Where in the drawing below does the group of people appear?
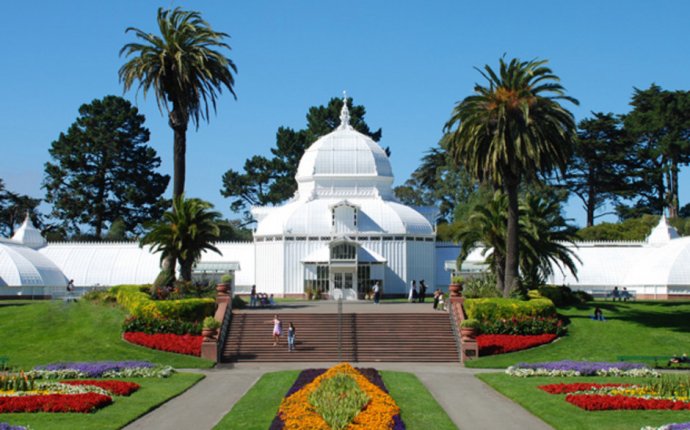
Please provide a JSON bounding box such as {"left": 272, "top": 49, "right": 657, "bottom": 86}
{"left": 407, "top": 280, "right": 428, "bottom": 303}
{"left": 271, "top": 314, "right": 296, "bottom": 351}
{"left": 611, "top": 286, "right": 633, "bottom": 301}
{"left": 249, "top": 285, "right": 276, "bottom": 308}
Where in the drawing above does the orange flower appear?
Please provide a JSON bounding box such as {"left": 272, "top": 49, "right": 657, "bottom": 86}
{"left": 278, "top": 363, "right": 400, "bottom": 430}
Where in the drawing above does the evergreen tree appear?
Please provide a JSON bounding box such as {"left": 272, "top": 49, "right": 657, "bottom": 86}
{"left": 0, "top": 179, "right": 41, "bottom": 237}
{"left": 43, "top": 96, "right": 169, "bottom": 237}
{"left": 221, "top": 97, "right": 382, "bottom": 223}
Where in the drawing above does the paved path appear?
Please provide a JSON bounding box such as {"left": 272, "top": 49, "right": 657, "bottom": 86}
{"left": 123, "top": 362, "right": 552, "bottom": 430}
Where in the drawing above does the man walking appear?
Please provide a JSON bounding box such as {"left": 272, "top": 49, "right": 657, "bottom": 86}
{"left": 419, "top": 280, "right": 427, "bottom": 303}
{"left": 373, "top": 281, "right": 381, "bottom": 304}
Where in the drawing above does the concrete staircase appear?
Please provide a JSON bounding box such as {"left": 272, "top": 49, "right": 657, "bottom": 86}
{"left": 221, "top": 312, "right": 459, "bottom": 362}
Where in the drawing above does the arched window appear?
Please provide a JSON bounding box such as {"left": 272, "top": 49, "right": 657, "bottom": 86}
{"left": 331, "top": 243, "right": 356, "bottom": 260}
{"left": 332, "top": 204, "right": 357, "bottom": 233}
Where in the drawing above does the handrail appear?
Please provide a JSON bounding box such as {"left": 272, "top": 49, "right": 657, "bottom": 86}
{"left": 216, "top": 294, "right": 234, "bottom": 363}
{"left": 448, "top": 301, "right": 463, "bottom": 363}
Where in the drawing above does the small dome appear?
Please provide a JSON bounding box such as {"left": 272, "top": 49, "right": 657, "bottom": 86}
{"left": 647, "top": 215, "right": 680, "bottom": 247}
{"left": 11, "top": 214, "right": 47, "bottom": 250}
{"left": 0, "top": 239, "right": 68, "bottom": 287}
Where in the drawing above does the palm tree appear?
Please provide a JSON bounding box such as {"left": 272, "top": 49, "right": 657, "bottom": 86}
{"left": 140, "top": 196, "right": 222, "bottom": 281}
{"left": 454, "top": 190, "right": 580, "bottom": 294}
{"left": 119, "top": 7, "right": 237, "bottom": 200}
{"left": 445, "top": 57, "right": 578, "bottom": 296}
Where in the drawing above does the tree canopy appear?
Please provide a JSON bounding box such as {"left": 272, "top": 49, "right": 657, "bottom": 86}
{"left": 221, "top": 97, "right": 382, "bottom": 224}
{"left": 0, "top": 179, "right": 41, "bottom": 237}
{"left": 43, "top": 96, "right": 169, "bottom": 238}
{"left": 119, "top": 7, "right": 237, "bottom": 200}
{"left": 445, "top": 57, "right": 578, "bottom": 296}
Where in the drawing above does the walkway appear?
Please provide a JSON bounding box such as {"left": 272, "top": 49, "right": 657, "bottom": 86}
{"left": 123, "top": 362, "right": 552, "bottom": 430}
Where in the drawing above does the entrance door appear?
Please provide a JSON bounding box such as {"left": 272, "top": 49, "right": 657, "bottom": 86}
{"left": 330, "top": 268, "right": 357, "bottom": 300}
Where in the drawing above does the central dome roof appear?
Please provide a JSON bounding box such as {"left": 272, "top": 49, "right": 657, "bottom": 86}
{"left": 294, "top": 98, "right": 393, "bottom": 198}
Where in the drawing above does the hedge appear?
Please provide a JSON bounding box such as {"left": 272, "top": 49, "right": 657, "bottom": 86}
{"left": 112, "top": 285, "right": 215, "bottom": 321}
{"left": 464, "top": 298, "right": 556, "bottom": 321}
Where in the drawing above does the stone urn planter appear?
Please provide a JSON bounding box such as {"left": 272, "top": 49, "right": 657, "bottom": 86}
{"left": 202, "top": 316, "right": 221, "bottom": 341}
{"left": 216, "top": 274, "right": 232, "bottom": 296}
{"left": 459, "top": 319, "right": 479, "bottom": 341}
{"left": 449, "top": 276, "right": 464, "bottom": 297}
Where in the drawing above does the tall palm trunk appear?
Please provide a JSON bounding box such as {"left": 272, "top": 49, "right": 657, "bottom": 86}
{"left": 170, "top": 108, "right": 188, "bottom": 200}
{"left": 504, "top": 177, "right": 520, "bottom": 297}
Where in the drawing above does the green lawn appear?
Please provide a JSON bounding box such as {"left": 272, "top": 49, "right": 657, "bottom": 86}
{"left": 467, "top": 300, "right": 690, "bottom": 368}
{"left": 478, "top": 372, "right": 690, "bottom": 430}
{"left": 214, "top": 370, "right": 455, "bottom": 430}
{"left": 0, "top": 300, "right": 213, "bottom": 369}
{"left": 0, "top": 373, "right": 204, "bottom": 430}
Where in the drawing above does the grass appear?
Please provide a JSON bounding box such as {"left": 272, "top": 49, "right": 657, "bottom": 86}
{"left": 380, "top": 371, "right": 456, "bottom": 430}
{"left": 466, "top": 300, "right": 690, "bottom": 368}
{"left": 214, "top": 370, "right": 299, "bottom": 430}
{"left": 477, "top": 372, "right": 690, "bottom": 430}
{"left": 214, "top": 370, "right": 455, "bottom": 430}
{"left": 0, "top": 300, "right": 214, "bottom": 369}
{"left": 0, "top": 372, "right": 204, "bottom": 430}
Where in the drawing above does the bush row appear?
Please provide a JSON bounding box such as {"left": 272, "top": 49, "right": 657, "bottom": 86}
{"left": 534, "top": 286, "right": 592, "bottom": 307}
{"left": 113, "top": 285, "right": 215, "bottom": 321}
{"left": 478, "top": 316, "right": 567, "bottom": 336}
{"left": 122, "top": 316, "right": 202, "bottom": 335}
{"left": 464, "top": 298, "right": 556, "bottom": 321}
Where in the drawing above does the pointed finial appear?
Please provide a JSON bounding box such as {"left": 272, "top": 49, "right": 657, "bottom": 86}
{"left": 339, "top": 90, "right": 351, "bottom": 130}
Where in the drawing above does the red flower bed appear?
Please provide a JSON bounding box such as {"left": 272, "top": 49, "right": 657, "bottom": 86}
{"left": 538, "top": 383, "right": 630, "bottom": 394}
{"left": 63, "top": 380, "right": 141, "bottom": 396}
{"left": 477, "top": 334, "right": 557, "bottom": 355}
{"left": 124, "top": 332, "right": 202, "bottom": 356}
{"left": 0, "top": 393, "right": 112, "bottom": 413}
{"left": 566, "top": 394, "right": 690, "bottom": 411}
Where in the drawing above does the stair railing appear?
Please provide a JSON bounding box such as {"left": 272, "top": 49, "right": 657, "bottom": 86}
{"left": 337, "top": 297, "right": 343, "bottom": 362}
{"left": 448, "top": 303, "right": 463, "bottom": 363}
{"left": 216, "top": 293, "right": 234, "bottom": 363}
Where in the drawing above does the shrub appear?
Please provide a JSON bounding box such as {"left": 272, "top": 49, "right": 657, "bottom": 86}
{"left": 463, "top": 274, "right": 501, "bottom": 298}
{"left": 202, "top": 316, "right": 220, "bottom": 330}
{"left": 122, "top": 316, "right": 202, "bottom": 335}
{"left": 478, "top": 316, "right": 567, "bottom": 336}
{"left": 114, "top": 284, "right": 215, "bottom": 321}
{"left": 220, "top": 274, "right": 233, "bottom": 284}
{"left": 538, "top": 285, "right": 590, "bottom": 307}
{"left": 451, "top": 275, "right": 463, "bottom": 284}
{"left": 232, "top": 295, "right": 247, "bottom": 309}
{"left": 464, "top": 298, "right": 556, "bottom": 320}
{"left": 81, "top": 290, "right": 117, "bottom": 304}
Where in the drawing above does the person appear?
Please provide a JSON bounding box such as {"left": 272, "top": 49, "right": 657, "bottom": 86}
{"left": 668, "top": 353, "right": 688, "bottom": 367}
{"left": 287, "top": 322, "right": 296, "bottom": 352}
{"left": 621, "top": 287, "right": 631, "bottom": 302}
{"left": 373, "top": 282, "right": 381, "bottom": 304}
{"left": 66, "top": 279, "right": 75, "bottom": 292}
{"left": 408, "top": 280, "right": 417, "bottom": 302}
{"left": 419, "top": 280, "right": 427, "bottom": 303}
{"left": 271, "top": 314, "right": 282, "bottom": 346}
{"left": 592, "top": 306, "right": 605, "bottom": 321}
{"left": 269, "top": 294, "right": 276, "bottom": 307}
{"left": 437, "top": 292, "right": 445, "bottom": 311}
{"left": 250, "top": 285, "right": 257, "bottom": 308}
{"left": 611, "top": 286, "right": 620, "bottom": 301}
{"left": 433, "top": 288, "right": 440, "bottom": 310}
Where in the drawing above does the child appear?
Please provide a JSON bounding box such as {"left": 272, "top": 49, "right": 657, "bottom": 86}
{"left": 437, "top": 293, "right": 445, "bottom": 311}
{"left": 288, "top": 322, "right": 296, "bottom": 352}
{"left": 271, "top": 315, "right": 282, "bottom": 346}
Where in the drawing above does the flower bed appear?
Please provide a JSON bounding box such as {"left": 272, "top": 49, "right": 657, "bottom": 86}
{"left": 643, "top": 422, "right": 690, "bottom": 430}
{"left": 29, "top": 361, "right": 174, "bottom": 379}
{"left": 477, "top": 334, "right": 557, "bottom": 355}
{"left": 62, "top": 380, "right": 140, "bottom": 396}
{"left": 506, "top": 360, "right": 659, "bottom": 377}
{"left": 124, "top": 332, "right": 202, "bottom": 356}
{"left": 270, "top": 363, "right": 405, "bottom": 430}
{"left": 538, "top": 383, "right": 631, "bottom": 394}
{"left": 565, "top": 394, "right": 690, "bottom": 411}
{"left": 0, "top": 423, "right": 29, "bottom": 430}
{"left": 0, "top": 393, "right": 112, "bottom": 413}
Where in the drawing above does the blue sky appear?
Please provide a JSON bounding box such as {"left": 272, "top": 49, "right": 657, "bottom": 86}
{"left": 1, "top": 1, "right": 689, "bottom": 229}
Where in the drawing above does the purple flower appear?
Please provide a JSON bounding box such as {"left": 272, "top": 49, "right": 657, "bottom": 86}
{"left": 35, "top": 361, "right": 155, "bottom": 377}
{"left": 0, "top": 423, "right": 29, "bottom": 430}
{"left": 514, "top": 360, "right": 649, "bottom": 375}
{"left": 668, "top": 423, "right": 690, "bottom": 430}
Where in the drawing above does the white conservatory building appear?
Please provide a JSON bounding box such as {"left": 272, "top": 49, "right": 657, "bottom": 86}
{"left": 251, "top": 100, "right": 436, "bottom": 299}
{"left": 1, "top": 97, "right": 690, "bottom": 300}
